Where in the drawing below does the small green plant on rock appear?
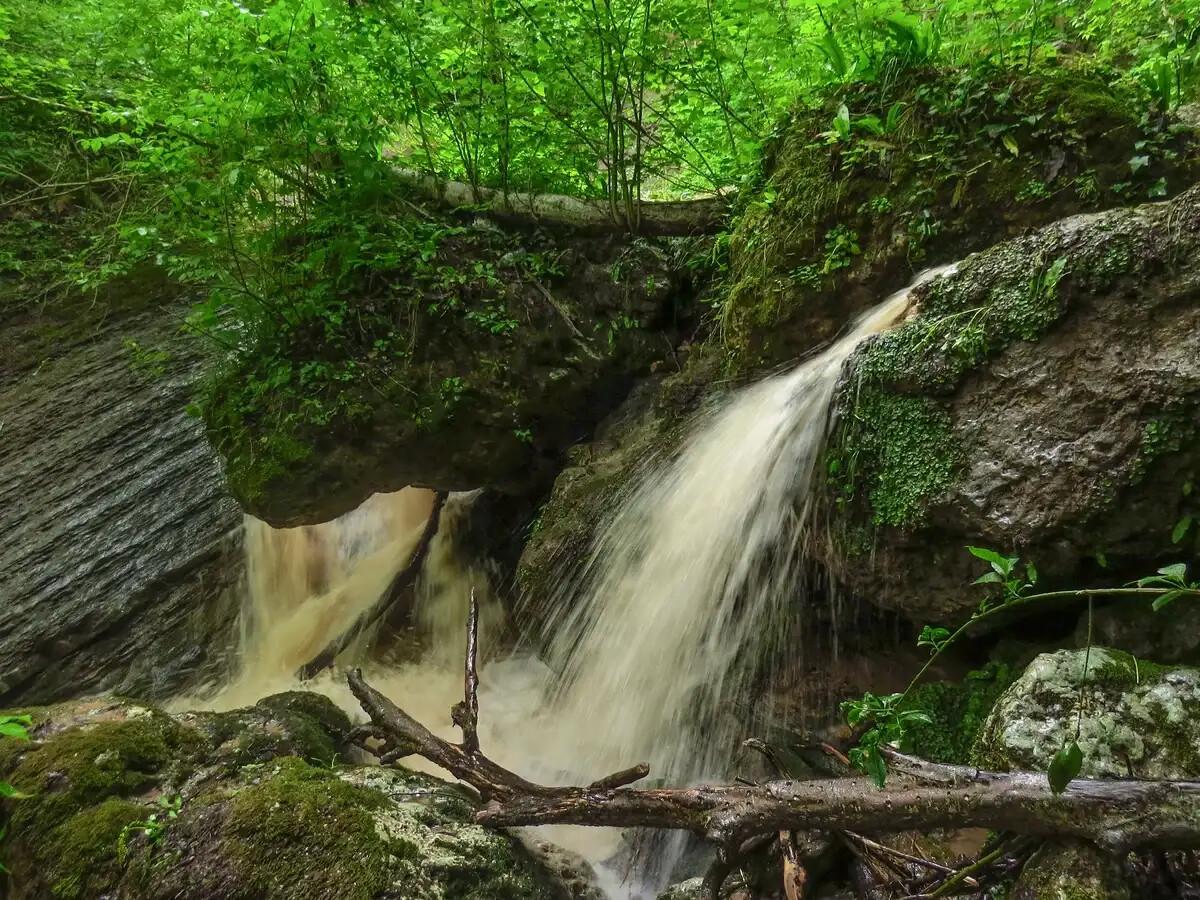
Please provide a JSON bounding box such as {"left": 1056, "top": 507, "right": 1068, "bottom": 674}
{"left": 0, "top": 714, "right": 32, "bottom": 873}
{"left": 116, "top": 795, "right": 181, "bottom": 862}
{"left": 843, "top": 549, "right": 1200, "bottom": 789}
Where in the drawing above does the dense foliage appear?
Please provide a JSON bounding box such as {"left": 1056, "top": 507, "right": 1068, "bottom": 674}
{"left": 2, "top": 0, "right": 1198, "bottom": 488}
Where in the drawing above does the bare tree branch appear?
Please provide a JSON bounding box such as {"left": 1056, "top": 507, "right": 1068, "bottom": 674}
{"left": 346, "top": 593, "right": 1200, "bottom": 897}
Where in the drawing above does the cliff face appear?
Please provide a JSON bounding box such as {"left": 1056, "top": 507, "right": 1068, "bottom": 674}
{"left": 0, "top": 308, "right": 242, "bottom": 704}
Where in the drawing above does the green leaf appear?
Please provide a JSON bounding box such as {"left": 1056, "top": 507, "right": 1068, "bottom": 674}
{"left": 967, "top": 546, "right": 1008, "bottom": 567}
{"left": 973, "top": 571, "right": 1003, "bottom": 585}
{"left": 0, "top": 781, "right": 27, "bottom": 799}
{"left": 1001, "top": 133, "right": 1019, "bottom": 157}
{"left": 0, "top": 722, "right": 29, "bottom": 739}
{"left": 1152, "top": 589, "right": 1183, "bottom": 612}
{"left": 864, "top": 744, "right": 888, "bottom": 788}
{"left": 1025, "top": 562, "right": 1038, "bottom": 585}
{"left": 1158, "top": 563, "right": 1188, "bottom": 581}
{"left": 1171, "top": 516, "right": 1192, "bottom": 544}
{"left": 1047, "top": 741, "right": 1083, "bottom": 795}
{"left": 1129, "top": 155, "right": 1150, "bottom": 173}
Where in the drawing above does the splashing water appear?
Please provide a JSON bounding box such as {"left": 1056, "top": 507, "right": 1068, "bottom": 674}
{"left": 535, "top": 269, "right": 952, "bottom": 789}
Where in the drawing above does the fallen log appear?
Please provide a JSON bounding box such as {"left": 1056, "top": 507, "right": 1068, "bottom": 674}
{"left": 346, "top": 593, "right": 1200, "bottom": 897}
{"left": 390, "top": 169, "right": 730, "bottom": 236}
{"left": 299, "top": 492, "right": 446, "bottom": 679}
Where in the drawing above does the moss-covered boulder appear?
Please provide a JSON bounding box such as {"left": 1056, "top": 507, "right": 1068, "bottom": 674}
{"left": 972, "top": 648, "right": 1200, "bottom": 778}
{"left": 720, "top": 60, "right": 1197, "bottom": 373}
{"left": 0, "top": 693, "right": 591, "bottom": 900}
{"left": 823, "top": 182, "right": 1200, "bottom": 625}
{"left": 204, "top": 210, "right": 702, "bottom": 526}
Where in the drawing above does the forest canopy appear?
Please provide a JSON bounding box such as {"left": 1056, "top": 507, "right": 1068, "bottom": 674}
{"left": 2, "top": 0, "right": 1198, "bottom": 498}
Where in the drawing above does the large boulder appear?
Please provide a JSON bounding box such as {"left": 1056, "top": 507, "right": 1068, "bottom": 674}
{"left": 0, "top": 693, "right": 594, "bottom": 900}
{"left": 974, "top": 648, "right": 1200, "bottom": 898}
{"left": 0, "top": 307, "right": 242, "bottom": 705}
{"left": 202, "top": 218, "right": 701, "bottom": 526}
{"left": 824, "top": 183, "right": 1200, "bottom": 625}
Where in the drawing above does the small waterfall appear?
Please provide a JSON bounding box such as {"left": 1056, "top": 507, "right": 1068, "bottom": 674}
{"left": 534, "top": 271, "right": 950, "bottom": 795}
{"left": 193, "top": 488, "right": 437, "bottom": 709}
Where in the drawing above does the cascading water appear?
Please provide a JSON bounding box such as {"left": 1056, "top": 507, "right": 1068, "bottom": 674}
{"left": 192, "top": 488, "right": 438, "bottom": 709}
{"left": 195, "top": 268, "right": 953, "bottom": 898}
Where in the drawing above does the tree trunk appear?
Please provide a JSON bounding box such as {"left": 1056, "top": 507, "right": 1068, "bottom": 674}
{"left": 391, "top": 168, "right": 729, "bottom": 235}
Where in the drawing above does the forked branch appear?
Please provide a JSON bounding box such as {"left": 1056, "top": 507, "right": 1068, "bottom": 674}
{"left": 347, "top": 596, "right": 1200, "bottom": 895}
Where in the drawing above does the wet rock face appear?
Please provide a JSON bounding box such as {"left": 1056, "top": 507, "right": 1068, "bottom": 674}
{"left": 973, "top": 648, "right": 1200, "bottom": 778}
{"left": 0, "top": 693, "right": 594, "bottom": 900}
{"left": 827, "top": 185, "right": 1200, "bottom": 625}
{"left": 0, "top": 310, "right": 242, "bottom": 704}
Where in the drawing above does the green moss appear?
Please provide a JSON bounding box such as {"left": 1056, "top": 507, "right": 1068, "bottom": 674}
{"left": 46, "top": 798, "right": 148, "bottom": 900}
{"left": 195, "top": 693, "right": 351, "bottom": 768}
{"left": 0, "top": 711, "right": 202, "bottom": 897}
{"left": 1131, "top": 407, "right": 1200, "bottom": 483}
{"left": 222, "top": 758, "right": 402, "bottom": 900}
{"left": 716, "top": 59, "right": 1194, "bottom": 373}
{"left": 4, "top": 713, "right": 200, "bottom": 839}
{"left": 827, "top": 388, "right": 962, "bottom": 529}
{"left": 902, "top": 662, "right": 1015, "bottom": 764}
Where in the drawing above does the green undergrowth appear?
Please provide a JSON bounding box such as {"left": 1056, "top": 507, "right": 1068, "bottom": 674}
{"left": 902, "top": 661, "right": 1015, "bottom": 764}
{"left": 717, "top": 57, "right": 1195, "bottom": 372}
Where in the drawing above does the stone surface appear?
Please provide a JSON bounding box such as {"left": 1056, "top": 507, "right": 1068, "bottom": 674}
{"left": 826, "top": 184, "right": 1200, "bottom": 625}
{"left": 0, "top": 308, "right": 242, "bottom": 705}
{"left": 0, "top": 693, "right": 596, "bottom": 900}
{"left": 973, "top": 648, "right": 1200, "bottom": 778}
{"left": 1013, "top": 840, "right": 1131, "bottom": 900}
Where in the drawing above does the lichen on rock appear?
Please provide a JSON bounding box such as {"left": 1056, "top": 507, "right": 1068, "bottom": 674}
{"left": 972, "top": 648, "right": 1200, "bottom": 779}
{"left": 821, "top": 182, "right": 1200, "bottom": 625}
{"left": 0, "top": 693, "right": 589, "bottom": 900}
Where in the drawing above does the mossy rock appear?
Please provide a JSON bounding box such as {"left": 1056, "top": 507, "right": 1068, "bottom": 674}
{"left": 179, "top": 691, "right": 352, "bottom": 768}
{"left": 123, "top": 760, "right": 576, "bottom": 900}
{"left": 515, "top": 358, "right": 716, "bottom": 620}
{"left": 0, "top": 695, "right": 592, "bottom": 900}
{"left": 0, "top": 698, "right": 205, "bottom": 899}
{"left": 720, "top": 59, "right": 1197, "bottom": 373}
{"left": 819, "top": 182, "right": 1200, "bottom": 625}
{"left": 972, "top": 648, "right": 1200, "bottom": 778}
{"left": 202, "top": 210, "right": 699, "bottom": 526}
{"left": 1013, "top": 840, "right": 1131, "bottom": 900}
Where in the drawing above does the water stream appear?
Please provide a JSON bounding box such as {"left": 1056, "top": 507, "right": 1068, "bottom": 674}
{"left": 192, "top": 268, "right": 952, "bottom": 898}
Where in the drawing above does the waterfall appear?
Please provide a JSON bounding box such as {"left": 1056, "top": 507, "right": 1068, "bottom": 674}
{"left": 193, "top": 268, "right": 951, "bottom": 897}
{"left": 535, "top": 268, "right": 951, "bottom": 789}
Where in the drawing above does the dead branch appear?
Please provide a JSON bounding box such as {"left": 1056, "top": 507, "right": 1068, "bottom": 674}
{"left": 299, "top": 492, "right": 447, "bottom": 679}
{"left": 347, "top": 593, "right": 1200, "bottom": 899}
{"left": 390, "top": 168, "right": 729, "bottom": 236}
